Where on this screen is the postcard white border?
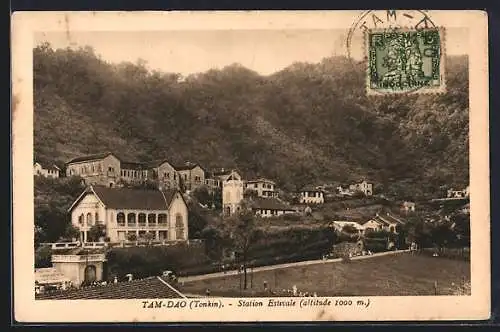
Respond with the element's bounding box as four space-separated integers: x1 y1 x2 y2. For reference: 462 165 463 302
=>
12 10 490 322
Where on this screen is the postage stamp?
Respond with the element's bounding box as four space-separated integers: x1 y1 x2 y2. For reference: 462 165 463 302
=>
366 28 445 94
11 10 489 324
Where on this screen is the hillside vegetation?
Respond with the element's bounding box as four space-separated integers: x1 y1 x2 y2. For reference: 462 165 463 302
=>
34 43 469 199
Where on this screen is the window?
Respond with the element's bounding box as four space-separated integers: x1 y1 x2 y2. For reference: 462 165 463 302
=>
158 231 168 240
175 214 184 240
86 213 93 226
117 212 125 226
109 167 114 172
127 213 136 225
158 213 167 224
174 173 177 180
138 213 146 226
95 212 99 224
148 214 156 225
78 214 84 225
184 174 187 180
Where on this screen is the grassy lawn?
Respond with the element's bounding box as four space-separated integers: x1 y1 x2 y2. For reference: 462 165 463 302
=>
178 253 470 297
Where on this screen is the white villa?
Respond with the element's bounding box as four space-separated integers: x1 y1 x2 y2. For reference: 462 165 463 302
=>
68 185 189 243
447 186 470 199
349 180 373 196
245 178 278 198
299 186 325 204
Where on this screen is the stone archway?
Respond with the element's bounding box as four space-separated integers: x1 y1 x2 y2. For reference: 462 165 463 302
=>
84 265 97 283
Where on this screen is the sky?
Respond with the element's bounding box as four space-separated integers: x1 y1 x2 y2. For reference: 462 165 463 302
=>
35 28 468 76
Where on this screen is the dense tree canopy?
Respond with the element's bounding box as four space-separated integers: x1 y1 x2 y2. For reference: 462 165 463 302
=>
34 43 469 198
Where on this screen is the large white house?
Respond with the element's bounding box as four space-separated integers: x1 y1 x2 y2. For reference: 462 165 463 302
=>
299 186 325 204
245 178 277 198
68 185 189 243
349 180 373 196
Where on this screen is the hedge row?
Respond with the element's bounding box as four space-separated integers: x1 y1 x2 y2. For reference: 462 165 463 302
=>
103 227 336 278
105 242 211 279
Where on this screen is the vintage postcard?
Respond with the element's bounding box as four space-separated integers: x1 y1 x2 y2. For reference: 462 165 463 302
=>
12 10 490 322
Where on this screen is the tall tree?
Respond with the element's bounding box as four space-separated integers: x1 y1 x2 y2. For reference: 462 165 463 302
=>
224 200 259 290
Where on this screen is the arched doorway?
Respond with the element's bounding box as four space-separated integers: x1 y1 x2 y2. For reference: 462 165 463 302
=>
84 265 97 283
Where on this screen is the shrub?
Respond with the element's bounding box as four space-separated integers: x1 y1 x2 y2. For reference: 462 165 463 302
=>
363 238 387 253
282 213 302 222
35 245 52 268
106 242 211 279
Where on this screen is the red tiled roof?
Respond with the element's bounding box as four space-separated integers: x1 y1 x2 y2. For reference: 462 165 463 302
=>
35 276 185 300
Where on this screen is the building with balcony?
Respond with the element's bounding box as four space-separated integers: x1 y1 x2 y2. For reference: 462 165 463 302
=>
68 185 189 243
348 180 373 196
65 152 182 190
245 178 277 198
120 161 149 184
299 186 325 204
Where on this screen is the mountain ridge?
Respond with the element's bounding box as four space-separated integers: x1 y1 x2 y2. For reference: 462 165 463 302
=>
34 43 469 199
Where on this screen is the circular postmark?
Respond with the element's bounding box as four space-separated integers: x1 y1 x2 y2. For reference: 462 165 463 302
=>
346 10 442 95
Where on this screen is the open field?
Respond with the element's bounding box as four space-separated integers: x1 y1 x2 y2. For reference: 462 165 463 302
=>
178 253 470 297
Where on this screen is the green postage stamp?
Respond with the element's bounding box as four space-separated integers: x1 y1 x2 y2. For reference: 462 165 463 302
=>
366 28 445 95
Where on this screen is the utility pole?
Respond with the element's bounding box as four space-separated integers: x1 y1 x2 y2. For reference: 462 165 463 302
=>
250 266 253 289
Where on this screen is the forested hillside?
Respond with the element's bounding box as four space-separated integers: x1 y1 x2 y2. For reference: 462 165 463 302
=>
34 43 469 199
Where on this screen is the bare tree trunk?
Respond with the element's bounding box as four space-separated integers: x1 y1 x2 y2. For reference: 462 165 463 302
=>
243 265 247 290
243 251 248 290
